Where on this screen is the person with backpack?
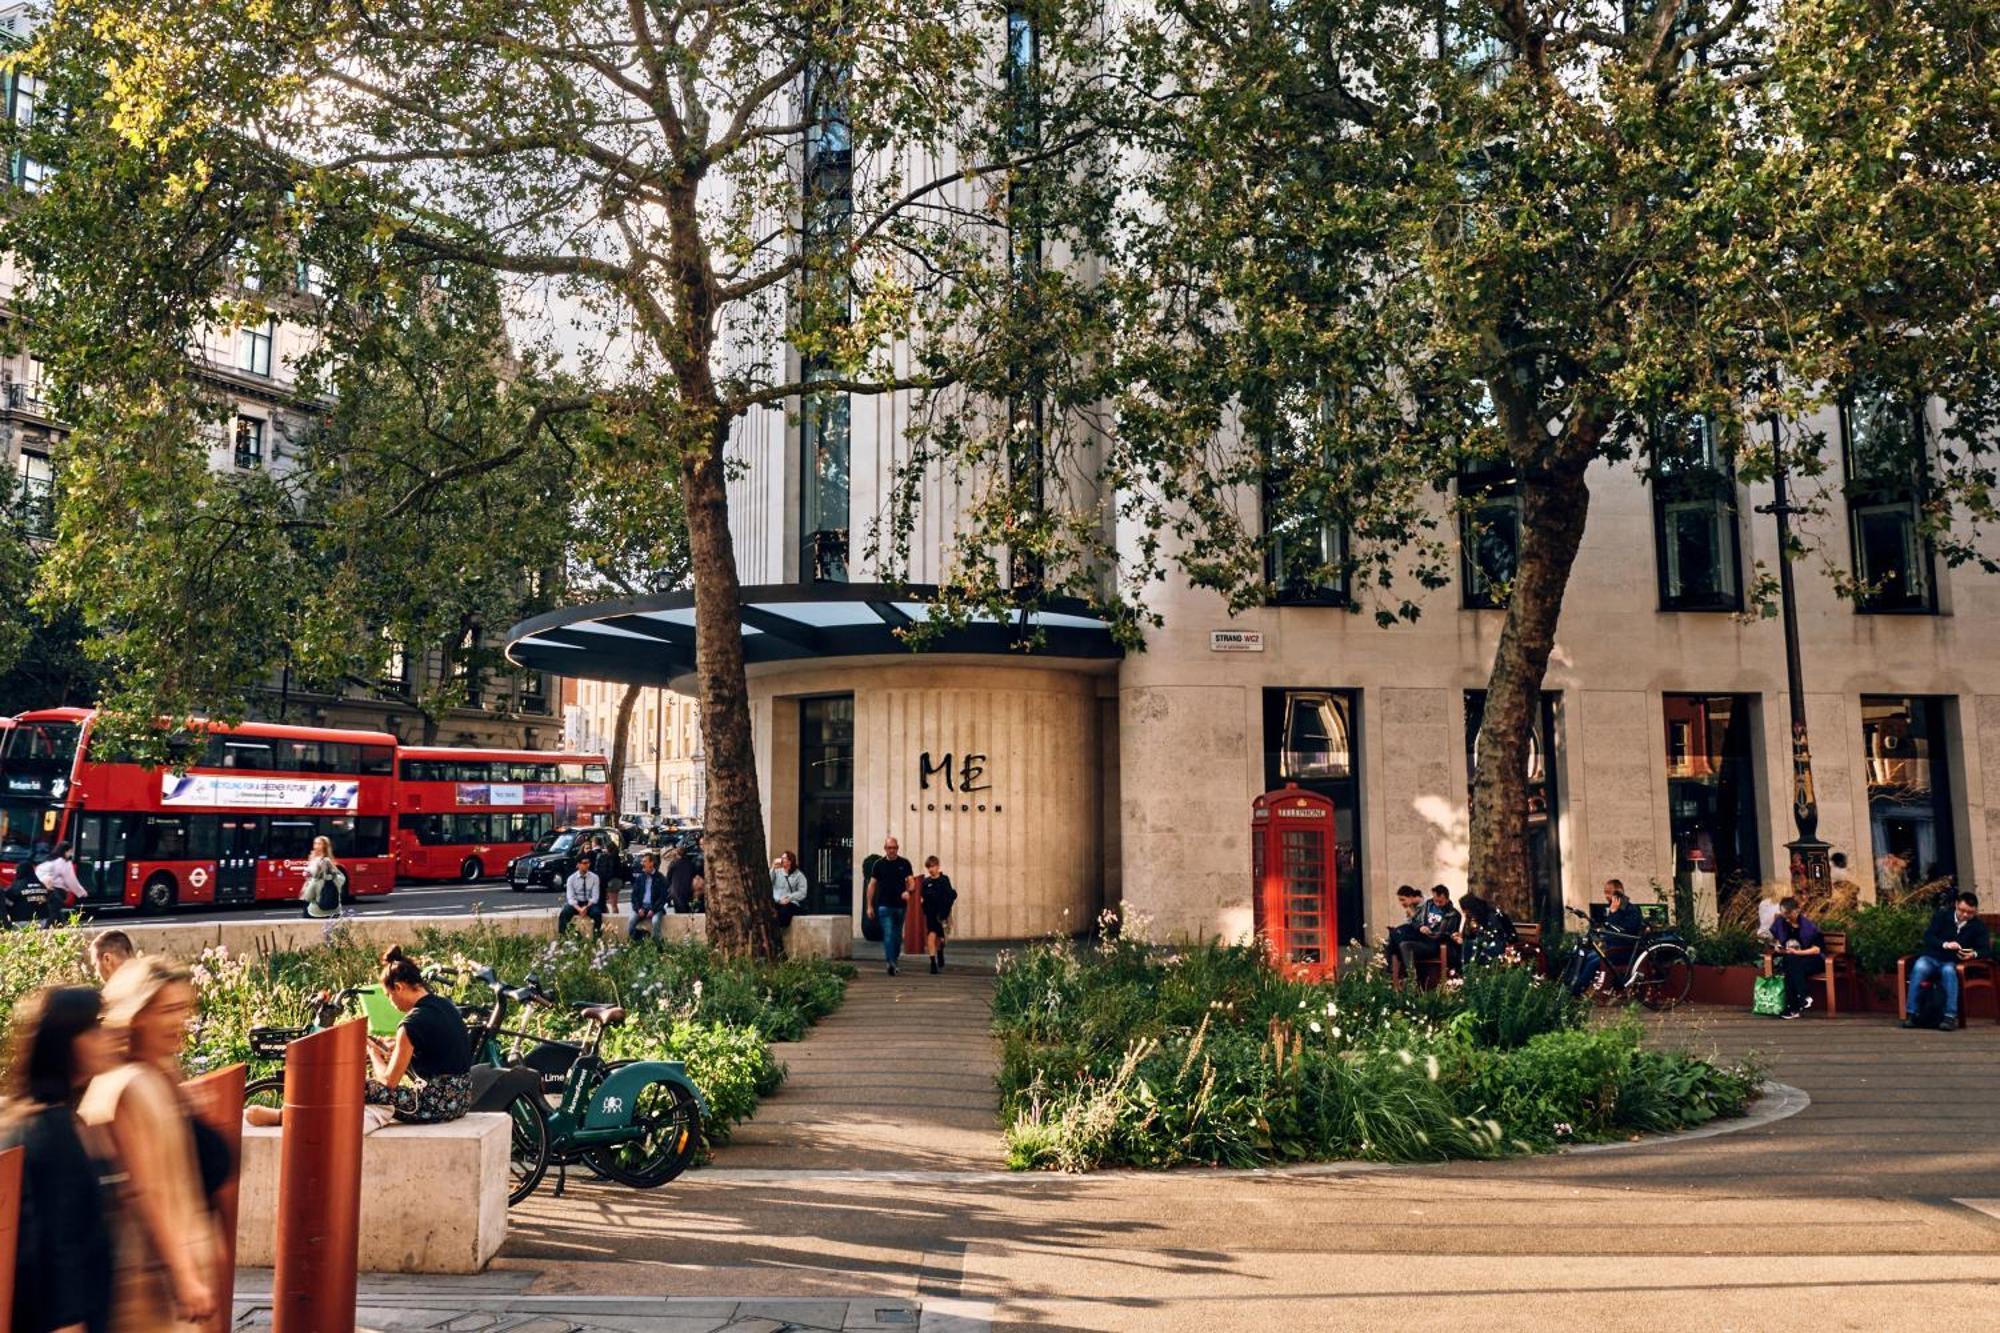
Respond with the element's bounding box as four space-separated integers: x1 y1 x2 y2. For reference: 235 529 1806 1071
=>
301 836 345 919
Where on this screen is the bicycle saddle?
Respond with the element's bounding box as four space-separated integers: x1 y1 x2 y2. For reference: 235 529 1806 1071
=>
577 1003 625 1027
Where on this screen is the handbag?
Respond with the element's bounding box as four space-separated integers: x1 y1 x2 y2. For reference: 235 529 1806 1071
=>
1750 973 1787 1017
861 909 884 943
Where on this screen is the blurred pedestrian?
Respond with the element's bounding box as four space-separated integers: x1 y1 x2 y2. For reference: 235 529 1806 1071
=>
594 834 624 915
82 957 221 1331
663 843 702 915
34 841 87 923
3 985 118 1333
89 928 135 983
301 835 344 919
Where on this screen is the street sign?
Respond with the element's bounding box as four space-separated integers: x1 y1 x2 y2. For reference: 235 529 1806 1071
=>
1210 629 1265 652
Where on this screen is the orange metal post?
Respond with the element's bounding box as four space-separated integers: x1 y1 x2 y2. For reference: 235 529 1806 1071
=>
0 1145 21 1324
183 1064 247 1333
273 1018 366 1333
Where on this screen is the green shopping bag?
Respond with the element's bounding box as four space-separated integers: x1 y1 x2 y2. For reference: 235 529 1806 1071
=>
1751 973 1787 1017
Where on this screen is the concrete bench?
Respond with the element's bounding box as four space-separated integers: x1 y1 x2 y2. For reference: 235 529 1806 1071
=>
235 1112 510 1274
619 911 850 958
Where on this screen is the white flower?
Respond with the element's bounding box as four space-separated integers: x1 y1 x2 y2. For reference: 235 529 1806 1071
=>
1309 1021 1322 1033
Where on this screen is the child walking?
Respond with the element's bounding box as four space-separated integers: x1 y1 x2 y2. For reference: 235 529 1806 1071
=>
919 855 957 973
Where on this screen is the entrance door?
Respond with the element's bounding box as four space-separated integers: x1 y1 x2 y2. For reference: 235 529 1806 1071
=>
215 815 264 905
800 695 855 915
73 812 131 903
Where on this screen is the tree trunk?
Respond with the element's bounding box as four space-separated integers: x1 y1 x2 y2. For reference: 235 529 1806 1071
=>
608 681 641 815
1466 460 1593 922
681 434 782 959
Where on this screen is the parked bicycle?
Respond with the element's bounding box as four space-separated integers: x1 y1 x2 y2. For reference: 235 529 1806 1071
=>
1555 906 1694 1011
464 964 706 1197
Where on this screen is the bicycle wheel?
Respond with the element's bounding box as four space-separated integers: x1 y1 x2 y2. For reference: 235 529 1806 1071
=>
243 1075 286 1111
503 1090 552 1205
1631 945 1694 1012
582 1080 701 1188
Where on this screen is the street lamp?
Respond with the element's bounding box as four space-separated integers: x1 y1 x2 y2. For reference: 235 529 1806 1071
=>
1756 418 1832 894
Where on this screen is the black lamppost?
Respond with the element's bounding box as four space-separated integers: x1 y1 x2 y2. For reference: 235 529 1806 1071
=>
1757 419 1832 894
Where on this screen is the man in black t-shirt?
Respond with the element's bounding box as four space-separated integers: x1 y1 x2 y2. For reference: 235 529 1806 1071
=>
663 846 703 915
867 836 915 975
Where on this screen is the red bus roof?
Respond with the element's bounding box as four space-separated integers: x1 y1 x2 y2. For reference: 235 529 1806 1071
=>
398 746 608 764
12 707 398 748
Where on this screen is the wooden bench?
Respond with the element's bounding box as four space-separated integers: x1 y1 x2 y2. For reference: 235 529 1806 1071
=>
1513 921 1545 973
1761 930 1856 1016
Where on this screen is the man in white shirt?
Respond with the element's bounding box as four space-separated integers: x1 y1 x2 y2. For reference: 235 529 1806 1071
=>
559 860 603 936
35 840 87 924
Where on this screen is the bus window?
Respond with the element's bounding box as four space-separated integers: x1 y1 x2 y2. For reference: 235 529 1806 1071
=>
5 720 80 771
452 813 492 843
559 763 584 782
319 816 355 856
141 815 191 859
215 738 278 771
188 815 220 859
268 818 317 859
584 764 608 784
507 763 536 782
399 813 446 845
291 741 326 772
354 816 389 856
359 746 394 775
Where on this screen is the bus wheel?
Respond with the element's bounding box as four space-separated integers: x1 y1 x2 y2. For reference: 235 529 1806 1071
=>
460 857 484 884
141 874 178 913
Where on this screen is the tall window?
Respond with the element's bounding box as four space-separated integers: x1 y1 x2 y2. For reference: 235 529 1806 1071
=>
234 416 265 470
1464 690 1563 923
1262 427 1349 605
1662 694 1760 915
1004 7 1045 588
1861 695 1957 894
800 56 853 583
1458 456 1520 610
1438 0 1509 87
237 318 275 377
1262 689 1364 945
1841 390 1934 612
14 450 52 536
8 72 45 193
1650 414 1741 610
379 634 407 691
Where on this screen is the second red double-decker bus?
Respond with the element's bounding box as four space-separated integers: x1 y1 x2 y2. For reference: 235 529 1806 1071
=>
394 747 612 882
0 708 398 910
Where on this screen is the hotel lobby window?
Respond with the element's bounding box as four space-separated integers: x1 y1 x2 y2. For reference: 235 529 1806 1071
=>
1464 690 1563 924
1650 415 1742 611
1263 689 1363 945
1841 390 1934 613
1860 695 1957 895
1457 457 1520 610
1662 694 1760 916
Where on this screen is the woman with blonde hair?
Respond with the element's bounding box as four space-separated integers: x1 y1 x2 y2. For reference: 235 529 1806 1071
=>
301 833 344 919
80 957 222 1331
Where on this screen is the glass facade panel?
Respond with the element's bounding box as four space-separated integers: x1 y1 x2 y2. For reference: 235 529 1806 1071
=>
1841 392 1934 612
1861 695 1957 895
1651 415 1741 610
1262 688 1362 945
800 694 855 915
1661 694 1761 917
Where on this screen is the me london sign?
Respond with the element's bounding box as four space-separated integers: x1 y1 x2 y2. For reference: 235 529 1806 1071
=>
908 751 1004 814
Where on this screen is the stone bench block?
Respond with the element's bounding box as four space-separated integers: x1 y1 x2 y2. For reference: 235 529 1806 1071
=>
235 1112 510 1274
784 914 852 960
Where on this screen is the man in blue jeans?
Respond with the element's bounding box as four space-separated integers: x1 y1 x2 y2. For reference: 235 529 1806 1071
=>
1903 892 1992 1032
867 836 915 975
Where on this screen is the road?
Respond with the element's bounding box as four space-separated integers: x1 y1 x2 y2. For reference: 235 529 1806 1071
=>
79 879 555 923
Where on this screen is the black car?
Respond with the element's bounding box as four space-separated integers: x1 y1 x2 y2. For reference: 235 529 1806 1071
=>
508 826 624 892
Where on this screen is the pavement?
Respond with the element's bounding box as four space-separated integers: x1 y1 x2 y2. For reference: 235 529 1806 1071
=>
90 879 548 924
237 957 2000 1332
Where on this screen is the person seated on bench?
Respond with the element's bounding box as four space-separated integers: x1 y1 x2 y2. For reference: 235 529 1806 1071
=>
248 947 473 1127
1457 892 1519 968
771 850 809 929
1400 884 1462 980
1572 880 1644 995
1377 886 1424 973
1769 896 1824 1019
1903 891 1992 1033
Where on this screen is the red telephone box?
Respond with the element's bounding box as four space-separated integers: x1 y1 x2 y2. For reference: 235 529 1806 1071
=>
1252 785 1340 979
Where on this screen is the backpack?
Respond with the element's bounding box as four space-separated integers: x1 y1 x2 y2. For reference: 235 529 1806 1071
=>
317 864 346 912
1912 969 1949 1028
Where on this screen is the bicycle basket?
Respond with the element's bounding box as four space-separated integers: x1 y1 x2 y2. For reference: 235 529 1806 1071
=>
249 1026 310 1059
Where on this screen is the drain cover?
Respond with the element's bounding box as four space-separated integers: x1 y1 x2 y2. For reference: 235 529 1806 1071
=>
873 1312 918 1326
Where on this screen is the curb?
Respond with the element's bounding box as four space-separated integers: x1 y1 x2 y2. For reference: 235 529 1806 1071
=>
697 1079 1811 1184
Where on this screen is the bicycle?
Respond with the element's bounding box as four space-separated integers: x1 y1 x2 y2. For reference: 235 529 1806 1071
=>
464 965 706 1197
1556 907 1694 1011
243 972 553 1206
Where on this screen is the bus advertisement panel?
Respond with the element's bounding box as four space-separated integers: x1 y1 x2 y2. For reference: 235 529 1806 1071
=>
394 747 611 882
0 708 398 911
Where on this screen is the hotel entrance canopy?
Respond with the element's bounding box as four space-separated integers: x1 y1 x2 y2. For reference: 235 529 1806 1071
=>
503 583 1125 689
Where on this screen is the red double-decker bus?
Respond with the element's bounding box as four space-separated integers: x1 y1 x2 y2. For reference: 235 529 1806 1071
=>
394 747 611 882
0 707 398 910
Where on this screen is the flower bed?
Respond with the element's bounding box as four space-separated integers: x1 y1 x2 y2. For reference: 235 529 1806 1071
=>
3 920 852 1144
994 937 1760 1171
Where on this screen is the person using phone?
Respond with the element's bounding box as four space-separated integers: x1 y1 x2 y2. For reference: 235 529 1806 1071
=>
1769 896 1824 1019
1903 891 1992 1032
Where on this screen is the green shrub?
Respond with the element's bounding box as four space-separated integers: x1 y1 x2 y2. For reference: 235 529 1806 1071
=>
1826 899 1931 975
1685 922 1765 968
997 937 1755 1170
